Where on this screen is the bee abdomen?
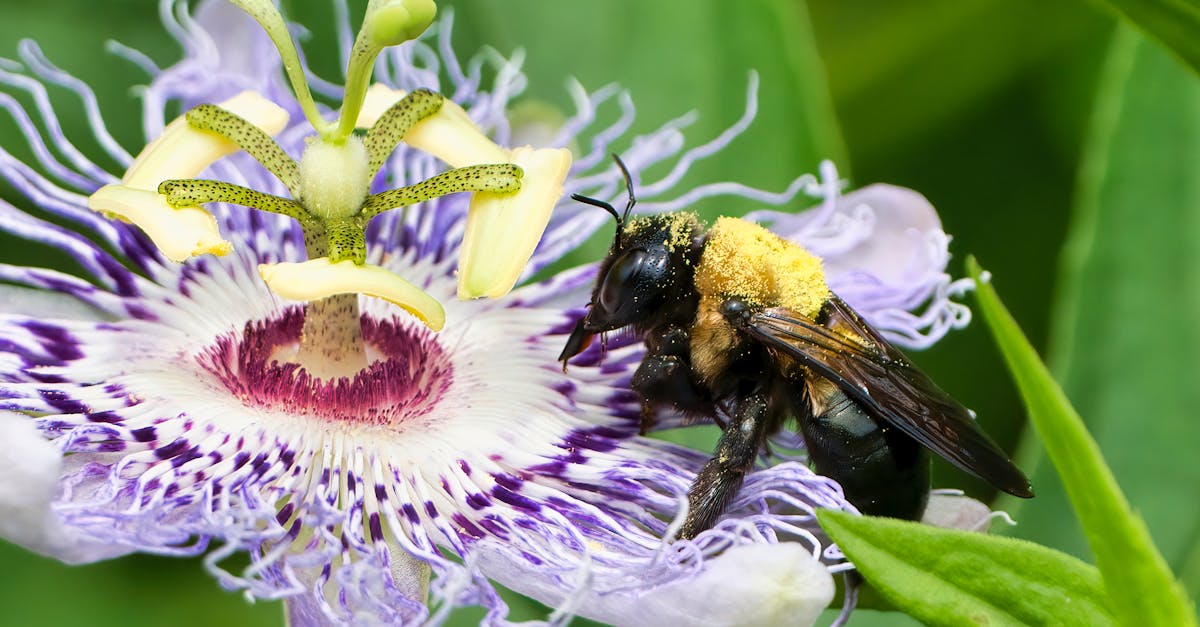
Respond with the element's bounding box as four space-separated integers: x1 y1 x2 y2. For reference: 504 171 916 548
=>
800 386 930 520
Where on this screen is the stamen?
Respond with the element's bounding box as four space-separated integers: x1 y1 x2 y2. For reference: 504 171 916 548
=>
123 91 288 190
457 147 571 299
259 258 446 331
85 92 288 263
159 179 308 222
359 164 522 219
364 88 444 177
402 97 510 168
185 104 301 196
355 83 570 300
87 185 231 262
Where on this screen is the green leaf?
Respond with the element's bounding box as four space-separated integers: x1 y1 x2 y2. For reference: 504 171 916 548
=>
452 0 847 198
1089 0 1200 77
1000 20 1200 603
968 257 1198 626
816 509 1115 626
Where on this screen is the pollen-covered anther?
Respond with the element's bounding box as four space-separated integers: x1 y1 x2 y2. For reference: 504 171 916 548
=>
258 258 446 330
87 91 289 262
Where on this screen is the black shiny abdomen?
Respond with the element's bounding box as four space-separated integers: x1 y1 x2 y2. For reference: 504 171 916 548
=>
797 387 930 520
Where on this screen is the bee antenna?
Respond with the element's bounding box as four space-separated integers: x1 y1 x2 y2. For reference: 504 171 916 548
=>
610 153 637 225
569 154 639 239
570 193 622 224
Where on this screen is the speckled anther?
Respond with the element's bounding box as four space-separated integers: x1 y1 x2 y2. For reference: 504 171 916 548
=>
360 163 523 219
458 146 572 299
185 104 301 196
259 258 446 331
87 91 289 262
365 88 444 176
158 179 308 222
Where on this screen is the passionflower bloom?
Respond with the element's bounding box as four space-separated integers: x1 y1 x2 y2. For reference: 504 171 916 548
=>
0 0 978 624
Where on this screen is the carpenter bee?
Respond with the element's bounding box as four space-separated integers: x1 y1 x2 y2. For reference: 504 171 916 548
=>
560 156 1033 540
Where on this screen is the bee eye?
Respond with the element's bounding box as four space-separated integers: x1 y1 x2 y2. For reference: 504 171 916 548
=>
600 249 648 312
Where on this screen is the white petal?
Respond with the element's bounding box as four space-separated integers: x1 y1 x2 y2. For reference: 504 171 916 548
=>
480 543 834 627
922 493 994 532
819 184 943 286
0 411 61 550
0 285 109 320
625 544 833 626
0 411 128 564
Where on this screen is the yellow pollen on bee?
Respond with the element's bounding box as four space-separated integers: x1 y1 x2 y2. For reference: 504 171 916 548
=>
625 212 699 253
695 217 829 317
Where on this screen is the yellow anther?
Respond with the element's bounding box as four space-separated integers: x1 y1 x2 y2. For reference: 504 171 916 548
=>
457 146 571 299
89 91 289 263
88 186 232 262
258 258 446 330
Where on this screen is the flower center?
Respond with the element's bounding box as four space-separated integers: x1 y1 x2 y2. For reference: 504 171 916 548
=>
197 308 453 425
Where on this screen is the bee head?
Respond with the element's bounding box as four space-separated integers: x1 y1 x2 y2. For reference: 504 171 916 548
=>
559 156 703 367
569 155 696 333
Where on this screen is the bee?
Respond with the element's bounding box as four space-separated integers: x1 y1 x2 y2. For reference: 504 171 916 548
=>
560 156 1033 540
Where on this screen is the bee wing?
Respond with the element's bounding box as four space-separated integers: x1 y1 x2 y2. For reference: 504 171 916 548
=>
738 297 1033 498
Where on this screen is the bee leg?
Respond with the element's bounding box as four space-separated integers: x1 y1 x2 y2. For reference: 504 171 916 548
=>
631 355 710 433
632 326 708 434
677 392 770 540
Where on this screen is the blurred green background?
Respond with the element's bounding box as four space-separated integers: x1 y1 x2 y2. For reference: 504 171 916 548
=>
0 0 1195 625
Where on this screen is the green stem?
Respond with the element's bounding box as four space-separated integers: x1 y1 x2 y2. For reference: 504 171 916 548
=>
225 0 331 136
331 37 383 142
